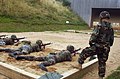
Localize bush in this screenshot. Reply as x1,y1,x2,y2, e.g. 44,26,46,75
62,0,71,6
56,0,71,7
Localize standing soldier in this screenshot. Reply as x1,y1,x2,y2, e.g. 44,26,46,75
78,11,114,79
15,45,81,72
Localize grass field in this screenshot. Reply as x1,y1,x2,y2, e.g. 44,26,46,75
0,23,88,32
0,0,88,32
106,66,120,79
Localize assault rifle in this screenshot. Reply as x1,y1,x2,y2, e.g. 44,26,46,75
0,48,16,53
0,35,7,38
41,43,52,49
49,47,81,56
72,48,81,56
15,37,26,42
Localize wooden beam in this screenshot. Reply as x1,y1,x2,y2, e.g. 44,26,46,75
0,59,98,79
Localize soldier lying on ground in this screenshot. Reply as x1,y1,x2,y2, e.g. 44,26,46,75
0,35,25,46
15,45,81,71
0,40,51,57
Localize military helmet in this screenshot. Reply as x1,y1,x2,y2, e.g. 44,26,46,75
99,11,110,19
66,45,74,53
36,40,43,45
11,35,17,40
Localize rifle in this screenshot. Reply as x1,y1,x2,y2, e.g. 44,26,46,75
72,48,81,56
15,37,26,42
41,43,52,49
0,35,7,38
0,48,15,53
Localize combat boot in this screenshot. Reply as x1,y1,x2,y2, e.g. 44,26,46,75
38,63,48,72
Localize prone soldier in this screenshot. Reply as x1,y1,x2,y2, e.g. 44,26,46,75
0,40,52,57
14,45,81,71
77,11,114,79
0,35,25,46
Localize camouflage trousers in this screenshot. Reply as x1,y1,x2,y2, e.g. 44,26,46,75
78,45,110,77
16,55,56,66
36,55,56,66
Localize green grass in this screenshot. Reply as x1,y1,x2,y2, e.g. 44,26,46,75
106,66,120,79
0,0,88,32
0,22,88,32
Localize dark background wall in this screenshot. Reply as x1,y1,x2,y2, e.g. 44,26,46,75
91,8,120,27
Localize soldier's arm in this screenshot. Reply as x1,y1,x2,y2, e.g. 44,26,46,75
67,53,72,61
89,25,100,46
109,28,114,46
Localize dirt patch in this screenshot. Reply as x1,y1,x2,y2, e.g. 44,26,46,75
0,32,90,77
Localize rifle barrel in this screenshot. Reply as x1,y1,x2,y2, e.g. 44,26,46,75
42,43,52,46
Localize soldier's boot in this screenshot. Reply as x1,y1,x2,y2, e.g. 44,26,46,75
38,63,48,72
16,56,35,60
38,61,52,72
9,52,23,58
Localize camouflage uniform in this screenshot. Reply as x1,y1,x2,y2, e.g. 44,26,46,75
0,35,26,46
31,40,43,52
16,50,72,71
78,11,114,77
9,40,43,57
0,35,17,45
8,42,32,57
16,45,76,71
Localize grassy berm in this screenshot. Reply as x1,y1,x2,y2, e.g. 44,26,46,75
0,0,88,32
